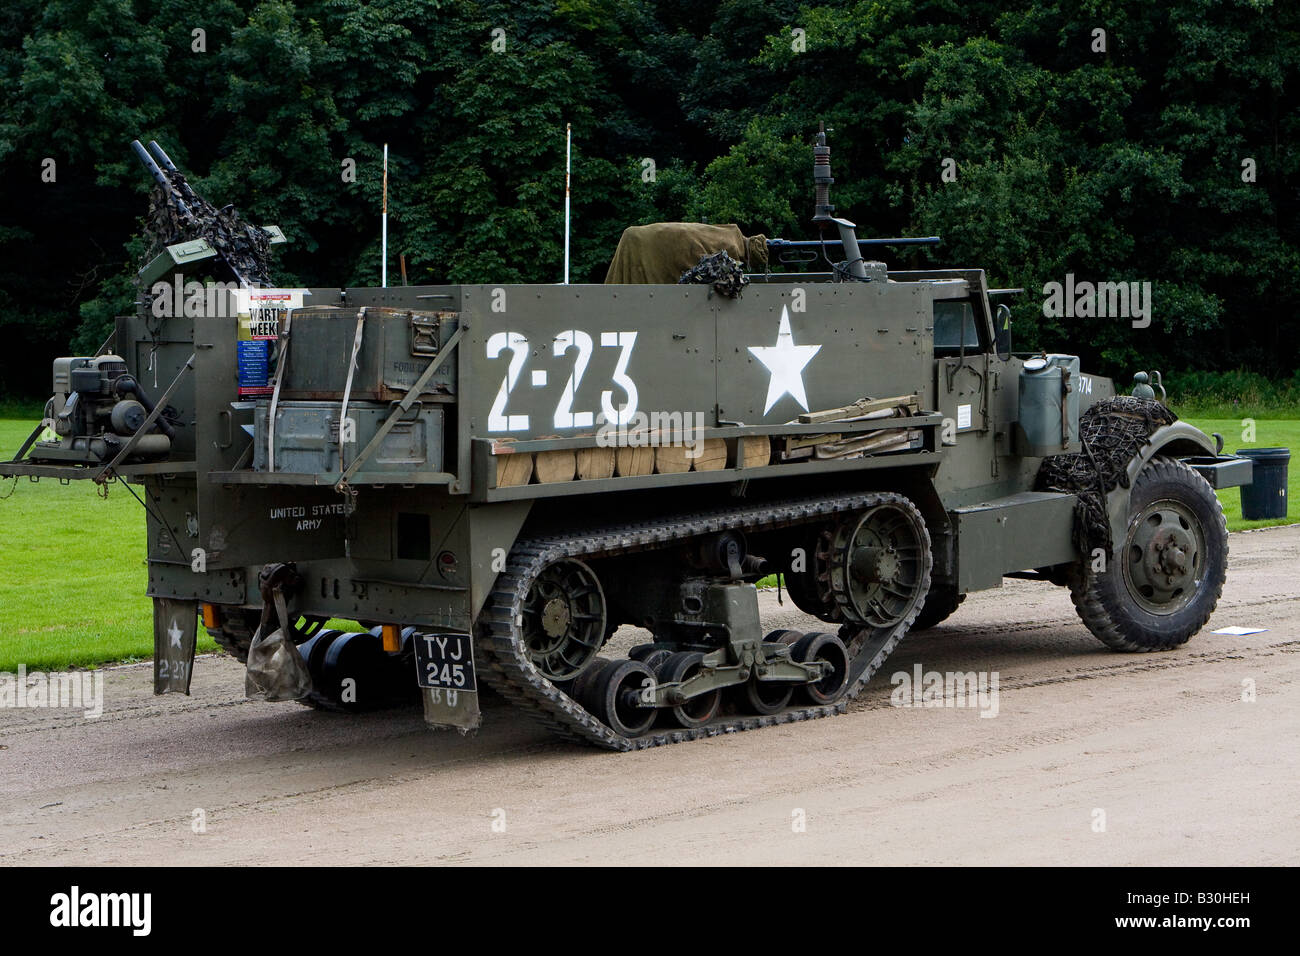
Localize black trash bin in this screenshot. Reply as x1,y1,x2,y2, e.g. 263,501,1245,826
1236,447,1290,520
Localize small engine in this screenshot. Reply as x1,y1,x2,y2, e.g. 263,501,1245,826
29,355,175,464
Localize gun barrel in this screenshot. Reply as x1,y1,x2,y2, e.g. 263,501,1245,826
131,139,190,218
768,237,941,250
131,140,169,189
146,140,180,174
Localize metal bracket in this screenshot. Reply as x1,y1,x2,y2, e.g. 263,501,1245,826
10,422,45,464
94,352,195,484
410,312,439,355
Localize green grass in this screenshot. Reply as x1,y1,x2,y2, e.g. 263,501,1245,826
0,414,1295,668
1182,417,1298,531
1163,369,1300,420
0,416,218,671
1171,403,1300,421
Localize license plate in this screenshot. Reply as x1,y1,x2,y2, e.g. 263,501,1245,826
413,632,476,692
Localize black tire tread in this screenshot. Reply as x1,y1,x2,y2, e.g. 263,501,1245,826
909,586,965,632
1069,456,1227,652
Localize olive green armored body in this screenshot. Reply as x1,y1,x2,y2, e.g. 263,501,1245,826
0,134,1253,749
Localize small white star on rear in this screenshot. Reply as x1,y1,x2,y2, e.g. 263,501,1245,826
169,619,183,649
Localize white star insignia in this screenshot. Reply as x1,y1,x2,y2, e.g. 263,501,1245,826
748,306,822,414
169,619,183,650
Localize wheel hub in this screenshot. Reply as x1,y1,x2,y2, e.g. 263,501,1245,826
1125,500,1205,614
851,546,901,584
541,597,572,637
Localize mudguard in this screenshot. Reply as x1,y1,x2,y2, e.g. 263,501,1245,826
153,598,198,694
1104,422,1220,559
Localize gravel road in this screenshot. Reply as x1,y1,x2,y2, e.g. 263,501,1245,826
2,526,1296,866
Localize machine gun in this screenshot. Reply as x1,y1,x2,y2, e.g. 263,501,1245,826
130,138,285,288
766,124,940,278
2,140,291,472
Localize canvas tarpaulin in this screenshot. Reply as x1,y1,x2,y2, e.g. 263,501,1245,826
604,222,768,284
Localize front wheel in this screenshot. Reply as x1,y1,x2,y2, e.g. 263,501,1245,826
908,584,965,632
1070,457,1227,651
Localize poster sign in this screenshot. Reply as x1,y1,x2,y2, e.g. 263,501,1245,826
235,289,309,397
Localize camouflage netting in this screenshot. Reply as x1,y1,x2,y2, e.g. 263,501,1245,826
604,222,767,285
143,171,275,287
1036,396,1179,556
678,250,750,298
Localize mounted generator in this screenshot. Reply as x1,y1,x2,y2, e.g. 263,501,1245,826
0,133,1253,750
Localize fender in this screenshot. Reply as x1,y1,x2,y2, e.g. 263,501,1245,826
1104,422,1218,559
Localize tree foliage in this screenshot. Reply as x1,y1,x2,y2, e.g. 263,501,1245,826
0,0,1296,397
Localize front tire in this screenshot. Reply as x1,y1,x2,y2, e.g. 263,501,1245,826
1070,457,1227,651
908,585,965,632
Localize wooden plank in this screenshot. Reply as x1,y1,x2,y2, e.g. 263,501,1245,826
798,394,918,424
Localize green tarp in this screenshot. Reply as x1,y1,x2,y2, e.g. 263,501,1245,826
604,222,767,284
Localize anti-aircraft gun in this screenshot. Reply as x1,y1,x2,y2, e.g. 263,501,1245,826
130,138,283,288
6,141,287,475
0,127,1256,750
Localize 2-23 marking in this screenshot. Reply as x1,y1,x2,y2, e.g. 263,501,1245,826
486,330,638,432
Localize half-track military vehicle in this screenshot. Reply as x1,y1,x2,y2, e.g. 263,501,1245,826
0,133,1253,750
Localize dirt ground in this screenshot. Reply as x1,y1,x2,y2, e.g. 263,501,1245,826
2,526,1297,866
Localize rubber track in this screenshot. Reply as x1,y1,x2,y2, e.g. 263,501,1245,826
475,491,931,751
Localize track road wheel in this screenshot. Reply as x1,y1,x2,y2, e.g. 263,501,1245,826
586,659,657,738
734,630,798,714
1070,457,1227,651
629,643,674,673
558,655,612,703
764,629,803,645
639,649,673,673
909,585,965,633
739,674,794,716
782,525,841,622
656,651,721,729
520,558,607,681
791,632,851,705
829,500,930,628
